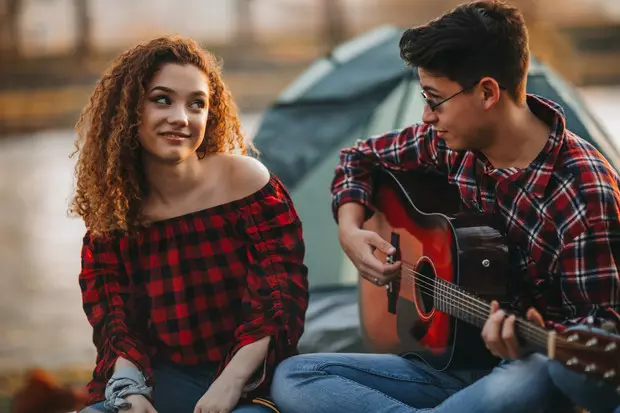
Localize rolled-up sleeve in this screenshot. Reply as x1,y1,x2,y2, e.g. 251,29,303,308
224,176,309,393
550,222,620,330
79,232,152,397
330,123,450,222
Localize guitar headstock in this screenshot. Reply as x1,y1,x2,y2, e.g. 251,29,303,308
553,328,620,393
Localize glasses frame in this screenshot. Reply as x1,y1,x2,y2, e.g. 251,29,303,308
421,80,481,112
420,79,506,112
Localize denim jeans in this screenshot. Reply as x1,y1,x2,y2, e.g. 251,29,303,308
270,352,572,413
80,359,275,413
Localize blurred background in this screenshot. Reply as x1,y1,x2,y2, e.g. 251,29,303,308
1,0,620,409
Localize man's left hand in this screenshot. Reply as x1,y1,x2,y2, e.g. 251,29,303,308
481,300,545,359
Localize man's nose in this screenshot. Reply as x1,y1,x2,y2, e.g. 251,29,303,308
421,103,438,125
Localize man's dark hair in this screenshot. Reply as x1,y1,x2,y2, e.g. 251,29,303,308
399,0,529,104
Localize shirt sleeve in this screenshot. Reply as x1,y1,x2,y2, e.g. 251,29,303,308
223,176,309,394
330,123,451,221
550,221,620,330
79,232,153,386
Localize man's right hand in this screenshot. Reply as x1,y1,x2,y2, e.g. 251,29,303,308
125,394,158,413
338,225,401,286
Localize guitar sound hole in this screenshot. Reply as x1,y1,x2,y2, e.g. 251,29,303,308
415,259,436,314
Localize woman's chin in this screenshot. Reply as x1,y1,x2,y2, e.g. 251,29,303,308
144,147,196,164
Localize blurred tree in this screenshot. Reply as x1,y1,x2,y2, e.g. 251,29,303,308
322,0,347,47
235,0,255,46
0,0,22,60
74,0,92,58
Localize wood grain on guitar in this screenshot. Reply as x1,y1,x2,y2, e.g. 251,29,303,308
359,167,620,393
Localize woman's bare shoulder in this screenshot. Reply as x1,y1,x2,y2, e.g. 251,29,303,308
220,154,271,198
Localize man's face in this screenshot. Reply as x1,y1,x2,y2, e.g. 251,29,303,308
418,67,494,151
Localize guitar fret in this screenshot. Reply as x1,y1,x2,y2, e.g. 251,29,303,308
435,277,489,327
432,277,550,349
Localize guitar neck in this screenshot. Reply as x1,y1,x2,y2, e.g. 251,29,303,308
434,278,553,354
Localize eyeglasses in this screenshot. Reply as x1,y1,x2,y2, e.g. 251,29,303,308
421,80,506,112
421,81,480,112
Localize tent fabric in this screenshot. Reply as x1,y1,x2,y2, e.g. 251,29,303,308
255,27,411,190
251,26,620,354
255,26,620,190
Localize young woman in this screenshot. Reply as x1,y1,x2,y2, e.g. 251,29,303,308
70,35,309,413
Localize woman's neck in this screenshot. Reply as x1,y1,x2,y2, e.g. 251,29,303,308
143,154,206,205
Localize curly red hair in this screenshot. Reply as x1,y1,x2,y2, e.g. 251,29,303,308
70,35,254,235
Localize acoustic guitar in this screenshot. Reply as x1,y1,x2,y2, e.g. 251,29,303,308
359,167,620,392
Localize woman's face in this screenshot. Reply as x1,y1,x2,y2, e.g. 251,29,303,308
138,63,209,164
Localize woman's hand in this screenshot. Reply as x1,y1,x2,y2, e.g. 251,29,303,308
124,394,158,413
193,376,244,413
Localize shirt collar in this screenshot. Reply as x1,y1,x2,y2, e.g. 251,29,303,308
499,94,567,198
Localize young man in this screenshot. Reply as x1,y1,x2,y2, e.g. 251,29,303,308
270,1,620,412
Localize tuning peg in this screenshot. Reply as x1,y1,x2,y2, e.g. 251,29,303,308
602,321,618,334
604,369,616,379
586,316,595,326
566,357,579,366
586,337,598,347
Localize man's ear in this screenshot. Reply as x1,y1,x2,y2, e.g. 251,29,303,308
479,77,501,110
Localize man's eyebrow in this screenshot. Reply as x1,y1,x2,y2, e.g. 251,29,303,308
421,85,441,94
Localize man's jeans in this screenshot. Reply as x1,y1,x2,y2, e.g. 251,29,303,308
270,352,573,413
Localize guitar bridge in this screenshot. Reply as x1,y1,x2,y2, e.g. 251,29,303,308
386,232,400,314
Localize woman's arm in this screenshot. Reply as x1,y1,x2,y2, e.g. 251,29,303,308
226,171,309,392
217,336,272,387
115,356,140,371
80,232,153,404
194,161,308,413
214,159,309,390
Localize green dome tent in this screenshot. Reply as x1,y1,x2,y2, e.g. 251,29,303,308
252,26,620,353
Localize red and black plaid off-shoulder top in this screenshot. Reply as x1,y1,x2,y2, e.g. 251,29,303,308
79,174,309,405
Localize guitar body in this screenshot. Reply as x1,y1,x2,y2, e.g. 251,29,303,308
360,168,511,370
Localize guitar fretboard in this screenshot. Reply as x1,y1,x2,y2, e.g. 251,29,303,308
433,278,550,350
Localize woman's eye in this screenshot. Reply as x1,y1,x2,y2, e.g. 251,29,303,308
191,100,206,109
153,95,170,105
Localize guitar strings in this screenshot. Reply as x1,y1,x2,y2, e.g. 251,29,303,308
397,273,551,347
401,265,555,345
382,261,565,348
